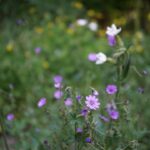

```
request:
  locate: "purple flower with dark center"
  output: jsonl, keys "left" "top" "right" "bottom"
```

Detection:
{"left": 85, "top": 95, "right": 100, "bottom": 110}
{"left": 7, "top": 113, "right": 15, "bottom": 121}
{"left": 107, "top": 35, "right": 116, "bottom": 46}
{"left": 64, "top": 98, "right": 73, "bottom": 106}
{"left": 35, "top": 47, "right": 41, "bottom": 54}
{"left": 106, "top": 84, "right": 117, "bottom": 95}
{"left": 81, "top": 108, "right": 88, "bottom": 117}
{"left": 54, "top": 90, "right": 63, "bottom": 100}
{"left": 85, "top": 137, "right": 92, "bottom": 143}
{"left": 109, "top": 110, "right": 119, "bottom": 120}
{"left": 99, "top": 114, "right": 110, "bottom": 122}
{"left": 53, "top": 75, "right": 63, "bottom": 83}
{"left": 88, "top": 53, "right": 97, "bottom": 62}
{"left": 38, "top": 97, "right": 47, "bottom": 108}
{"left": 76, "top": 128, "right": 83, "bottom": 133}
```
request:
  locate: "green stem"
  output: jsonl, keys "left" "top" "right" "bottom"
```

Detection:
{"left": 0, "top": 111, "right": 10, "bottom": 150}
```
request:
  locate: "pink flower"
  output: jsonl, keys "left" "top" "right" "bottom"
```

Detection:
{"left": 85, "top": 95, "right": 100, "bottom": 110}
{"left": 38, "top": 98, "right": 46, "bottom": 108}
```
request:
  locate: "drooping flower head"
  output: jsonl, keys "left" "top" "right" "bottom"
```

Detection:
{"left": 64, "top": 98, "right": 73, "bottom": 106}
{"left": 95, "top": 52, "right": 107, "bottom": 65}
{"left": 106, "top": 84, "right": 117, "bottom": 95}
{"left": 38, "top": 97, "right": 47, "bottom": 108}
{"left": 85, "top": 95, "right": 100, "bottom": 110}
{"left": 106, "top": 24, "right": 121, "bottom": 46}
{"left": 7, "top": 113, "right": 15, "bottom": 121}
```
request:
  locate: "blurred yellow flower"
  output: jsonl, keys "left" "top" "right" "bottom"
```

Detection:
{"left": 43, "top": 61, "right": 49, "bottom": 69}
{"left": 29, "top": 7, "right": 36, "bottom": 14}
{"left": 72, "top": 2, "right": 83, "bottom": 9}
{"left": 113, "top": 17, "right": 127, "bottom": 26}
{"left": 47, "top": 22, "right": 53, "bottom": 29}
{"left": 34, "top": 27, "right": 44, "bottom": 34}
{"left": 6, "top": 42, "right": 14, "bottom": 52}
{"left": 87, "top": 10, "right": 95, "bottom": 17}
{"left": 148, "top": 12, "right": 150, "bottom": 21}
{"left": 66, "top": 28, "right": 74, "bottom": 35}
{"left": 98, "top": 29, "right": 106, "bottom": 37}
{"left": 96, "top": 12, "right": 103, "bottom": 19}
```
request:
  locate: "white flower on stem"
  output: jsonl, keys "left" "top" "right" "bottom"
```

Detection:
{"left": 88, "top": 22, "right": 98, "bottom": 31}
{"left": 106, "top": 24, "right": 121, "bottom": 36}
{"left": 76, "top": 19, "right": 88, "bottom": 26}
{"left": 95, "top": 52, "right": 107, "bottom": 64}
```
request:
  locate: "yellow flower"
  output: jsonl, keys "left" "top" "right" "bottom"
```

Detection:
{"left": 34, "top": 27, "right": 44, "bottom": 34}
{"left": 6, "top": 42, "right": 14, "bottom": 52}
{"left": 29, "top": 7, "right": 36, "bottom": 14}
{"left": 43, "top": 61, "right": 49, "bottom": 69}
{"left": 98, "top": 29, "right": 106, "bottom": 37}
{"left": 147, "top": 12, "right": 150, "bottom": 21}
{"left": 87, "top": 10, "right": 95, "bottom": 17}
{"left": 72, "top": 2, "right": 83, "bottom": 9}
{"left": 113, "top": 17, "right": 127, "bottom": 26}
{"left": 66, "top": 28, "right": 74, "bottom": 35}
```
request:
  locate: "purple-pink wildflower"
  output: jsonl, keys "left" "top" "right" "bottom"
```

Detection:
{"left": 85, "top": 95, "right": 100, "bottom": 110}
{"left": 81, "top": 108, "right": 88, "bottom": 117}
{"left": 54, "top": 82, "right": 63, "bottom": 89}
{"left": 53, "top": 75, "right": 63, "bottom": 83}
{"left": 35, "top": 47, "right": 41, "bottom": 54}
{"left": 7, "top": 113, "right": 15, "bottom": 121}
{"left": 88, "top": 53, "right": 97, "bottom": 62}
{"left": 106, "top": 84, "right": 117, "bottom": 95}
{"left": 107, "top": 35, "right": 116, "bottom": 46}
{"left": 76, "top": 128, "right": 83, "bottom": 133}
{"left": 54, "top": 90, "right": 63, "bottom": 100}
{"left": 85, "top": 137, "right": 92, "bottom": 143}
{"left": 64, "top": 98, "right": 73, "bottom": 106}
{"left": 109, "top": 110, "right": 119, "bottom": 120}
{"left": 106, "top": 102, "right": 119, "bottom": 120}
{"left": 38, "top": 97, "right": 47, "bottom": 108}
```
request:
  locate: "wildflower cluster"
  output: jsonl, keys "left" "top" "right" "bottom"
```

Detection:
{"left": 36, "top": 24, "right": 132, "bottom": 148}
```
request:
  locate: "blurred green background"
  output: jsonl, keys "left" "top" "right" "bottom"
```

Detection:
{"left": 0, "top": 0, "right": 150, "bottom": 149}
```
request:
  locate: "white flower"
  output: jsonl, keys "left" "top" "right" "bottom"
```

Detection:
{"left": 76, "top": 19, "right": 88, "bottom": 26}
{"left": 88, "top": 22, "right": 98, "bottom": 31}
{"left": 106, "top": 24, "right": 121, "bottom": 36}
{"left": 96, "top": 52, "right": 107, "bottom": 64}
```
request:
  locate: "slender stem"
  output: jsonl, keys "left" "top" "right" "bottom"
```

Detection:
{"left": 0, "top": 111, "right": 9, "bottom": 150}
